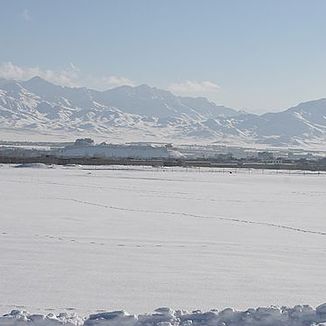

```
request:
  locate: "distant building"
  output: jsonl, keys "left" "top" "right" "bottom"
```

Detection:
{"left": 74, "top": 138, "right": 95, "bottom": 146}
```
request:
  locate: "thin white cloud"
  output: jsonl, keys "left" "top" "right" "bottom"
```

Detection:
{"left": 0, "top": 62, "right": 135, "bottom": 90}
{"left": 69, "top": 62, "right": 80, "bottom": 72}
{"left": 168, "top": 80, "right": 220, "bottom": 95}
{"left": 0, "top": 62, "right": 78, "bottom": 87}
{"left": 21, "top": 9, "right": 32, "bottom": 22}
{"left": 87, "top": 75, "right": 135, "bottom": 89}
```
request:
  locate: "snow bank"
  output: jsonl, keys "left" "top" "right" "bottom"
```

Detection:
{"left": 14, "top": 163, "right": 54, "bottom": 168}
{"left": 0, "top": 310, "right": 84, "bottom": 325}
{"left": 2, "top": 304, "right": 326, "bottom": 326}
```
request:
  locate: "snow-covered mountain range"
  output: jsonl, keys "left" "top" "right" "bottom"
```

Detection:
{"left": 0, "top": 76, "right": 325, "bottom": 148}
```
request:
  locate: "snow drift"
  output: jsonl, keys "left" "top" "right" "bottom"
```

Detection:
{"left": 2, "top": 304, "right": 326, "bottom": 326}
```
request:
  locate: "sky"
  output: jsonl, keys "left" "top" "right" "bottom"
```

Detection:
{"left": 0, "top": 0, "right": 326, "bottom": 113}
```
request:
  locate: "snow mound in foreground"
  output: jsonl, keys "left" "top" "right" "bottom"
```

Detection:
{"left": 2, "top": 304, "right": 326, "bottom": 326}
{"left": 14, "top": 163, "right": 54, "bottom": 169}
{"left": 0, "top": 310, "right": 84, "bottom": 325}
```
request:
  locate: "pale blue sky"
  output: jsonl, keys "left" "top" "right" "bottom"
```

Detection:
{"left": 0, "top": 0, "right": 326, "bottom": 112}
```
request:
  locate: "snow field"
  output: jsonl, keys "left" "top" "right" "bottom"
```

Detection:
{"left": 0, "top": 165, "right": 325, "bottom": 315}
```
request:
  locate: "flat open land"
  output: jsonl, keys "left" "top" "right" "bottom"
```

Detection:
{"left": 0, "top": 165, "right": 325, "bottom": 315}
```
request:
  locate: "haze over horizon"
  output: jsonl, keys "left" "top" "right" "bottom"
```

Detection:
{"left": 1, "top": 0, "right": 326, "bottom": 113}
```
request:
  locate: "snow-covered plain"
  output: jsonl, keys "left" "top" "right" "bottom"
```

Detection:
{"left": 0, "top": 165, "right": 325, "bottom": 317}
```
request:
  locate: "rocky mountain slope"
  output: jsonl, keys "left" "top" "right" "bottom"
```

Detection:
{"left": 0, "top": 77, "right": 325, "bottom": 147}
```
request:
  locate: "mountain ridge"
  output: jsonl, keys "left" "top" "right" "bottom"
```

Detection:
{"left": 0, "top": 76, "right": 325, "bottom": 148}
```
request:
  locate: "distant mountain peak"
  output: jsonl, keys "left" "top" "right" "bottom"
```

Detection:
{"left": 25, "top": 76, "right": 57, "bottom": 86}
{"left": 133, "top": 84, "right": 173, "bottom": 96}
{"left": 135, "top": 83, "right": 152, "bottom": 90}
{"left": 28, "top": 76, "right": 44, "bottom": 82}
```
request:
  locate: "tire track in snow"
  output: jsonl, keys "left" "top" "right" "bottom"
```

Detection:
{"left": 51, "top": 197, "right": 326, "bottom": 237}
{"left": 1, "top": 231, "right": 209, "bottom": 249}
{"left": 39, "top": 234, "right": 208, "bottom": 249}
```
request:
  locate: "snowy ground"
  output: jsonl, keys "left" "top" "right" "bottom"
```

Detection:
{"left": 0, "top": 165, "right": 325, "bottom": 316}
{"left": 2, "top": 304, "right": 326, "bottom": 326}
